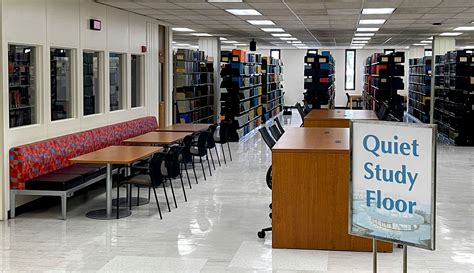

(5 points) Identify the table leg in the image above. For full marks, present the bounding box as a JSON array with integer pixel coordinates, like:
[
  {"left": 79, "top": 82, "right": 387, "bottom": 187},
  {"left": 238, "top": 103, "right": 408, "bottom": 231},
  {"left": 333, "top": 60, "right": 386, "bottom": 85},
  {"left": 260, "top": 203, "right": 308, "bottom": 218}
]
[
  {"left": 350, "top": 97, "right": 353, "bottom": 109},
  {"left": 106, "top": 163, "right": 112, "bottom": 216}
]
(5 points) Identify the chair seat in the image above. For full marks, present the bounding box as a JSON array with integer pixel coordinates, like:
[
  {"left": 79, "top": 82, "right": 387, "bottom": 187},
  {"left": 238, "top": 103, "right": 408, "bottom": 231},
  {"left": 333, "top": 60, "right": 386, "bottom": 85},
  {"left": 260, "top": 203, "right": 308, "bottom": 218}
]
[
  {"left": 26, "top": 173, "right": 84, "bottom": 191},
  {"left": 120, "top": 174, "right": 152, "bottom": 187},
  {"left": 190, "top": 146, "right": 205, "bottom": 156}
]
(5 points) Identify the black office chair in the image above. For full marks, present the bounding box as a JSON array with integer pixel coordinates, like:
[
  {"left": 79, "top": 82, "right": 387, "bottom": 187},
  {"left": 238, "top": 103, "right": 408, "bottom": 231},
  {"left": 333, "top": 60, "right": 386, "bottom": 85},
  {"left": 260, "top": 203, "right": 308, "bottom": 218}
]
[
  {"left": 269, "top": 124, "right": 282, "bottom": 141},
  {"left": 274, "top": 117, "right": 285, "bottom": 134},
  {"left": 162, "top": 145, "right": 188, "bottom": 207},
  {"left": 214, "top": 121, "right": 232, "bottom": 163},
  {"left": 181, "top": 135, "right": 198, "bottom": 185},
  {"left": 259, "top": 127, "right": 276, "bottom": 149},
  {"left": 190, "top": 131, "right": 212, "bottom": 180},
  {"left": 257, "top": 165, "right": 273, "bottom": 238},
  {"left": 295, "top": 103, "right": 306, "bottom": 127},
  {"left": 116, "top": 153, "right": 171, "bottom": 219},
  {"left": 346, "top": 92, "right": 363, "bottom": 109},
  {"left": 206, "top": 124, "right": 221, "bottom": 170}
]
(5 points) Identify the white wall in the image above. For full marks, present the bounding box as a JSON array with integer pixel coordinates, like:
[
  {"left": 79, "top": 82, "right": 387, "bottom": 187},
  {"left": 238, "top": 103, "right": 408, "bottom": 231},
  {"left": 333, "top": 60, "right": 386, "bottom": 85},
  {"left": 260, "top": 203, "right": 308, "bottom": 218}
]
[
  {"left": 257, "top": 48, "right": 409, "bottom": 108},
  {"left": 1, "top": 0, "right": 170, "bottom": 218}
]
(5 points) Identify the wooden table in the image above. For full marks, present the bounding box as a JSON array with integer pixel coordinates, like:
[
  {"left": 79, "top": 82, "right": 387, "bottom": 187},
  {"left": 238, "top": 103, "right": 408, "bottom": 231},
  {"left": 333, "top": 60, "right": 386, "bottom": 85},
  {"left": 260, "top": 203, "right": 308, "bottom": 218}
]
[
  {"left": 347, "top": 93, "right": 363, "bottom": 109},
  {"left": 70, "top": 145, "right": 161, "bottom": 220},
  {"left": 304, "top": 109, "right": 378, "bottom": 128},
  {"left": 123, "top": 132, "right": 191, "bottom": 146},
  {"left": 272, "top": 127, "right": 392, "bottom": 252},
  {"left": 155, "top": 123, "right": 212, "bottom": 133}
]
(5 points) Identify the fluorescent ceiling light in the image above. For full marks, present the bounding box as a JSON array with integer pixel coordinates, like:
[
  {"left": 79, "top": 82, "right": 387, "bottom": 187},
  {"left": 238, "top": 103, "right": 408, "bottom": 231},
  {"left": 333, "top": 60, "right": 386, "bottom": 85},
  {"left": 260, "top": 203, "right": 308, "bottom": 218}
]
[
  {"left": 357, "top": 27, "right": 380, "bottom": 32},
  {"left": 247, "top": 20, "right": 274, "bottom": 25},
  {"left": 428, "top": 36, "right": 434, "bottom": 39},
  {"left": 172, "top": 27, "right": 195, "bottom": 32},
  {"left": 280, "top": 37, "right": 297, "bottom": 40},
  {"left": 454, "top": 26, "right": 474, "bottom": 31},
  {"left": 359, "top": 19, "right": 386, "bottom": 25},
  {"left": 353, "top": 37, "right": 371, "bottom": 40},
  {"left": 272, "top": 33, "right": 291, "bottom": 37},
  {"left": 220, "top": 37, "right": 227, "bottom": 41},
  {"left": 190, "top": 45, "right": 199, "bottom": 49},
  {"left": 439, "top": 32, "right": 463, "bottom": 36},
  {"left": 351, "top": 46, "right": 364, "bottom": 49},
  {"left": 176, "top": 43, "right": 190, "bottom": 46},
  {"left": 413, "top": 43, "right": 428, "bottom": 46},
  {"left": 191, "top": 33, "right": 213, "bottom": 36},
  {"left": 355, "top": 33, "right": 375, "bottom": 37},
  {"left": 420, "top": 40, "right": 432, "bottom": 43},
  {"left": 362, "top": 8, "right": 396, "bottom": 15},
  {"left": 172, "top": 41, "right": 176, "bottom": 44},
  {"left": 261, "top": 28, "right": 285, "bottom": 32},
  {"left": 221, "top": 40, "right": 238, "bottom": 43},
  {"left": 226, "top": 9, "right": 262, "bottom": 16},
  {"left": 352, "top": 41, "right": 368, "bottom": 44}
]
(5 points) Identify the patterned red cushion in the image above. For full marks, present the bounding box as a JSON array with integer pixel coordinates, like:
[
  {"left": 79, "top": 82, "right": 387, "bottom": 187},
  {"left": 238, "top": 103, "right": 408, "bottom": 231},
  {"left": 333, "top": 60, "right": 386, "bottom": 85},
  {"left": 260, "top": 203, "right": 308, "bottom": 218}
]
[{"left": 9, "top": 116, "right": 157, "bottom": 190}]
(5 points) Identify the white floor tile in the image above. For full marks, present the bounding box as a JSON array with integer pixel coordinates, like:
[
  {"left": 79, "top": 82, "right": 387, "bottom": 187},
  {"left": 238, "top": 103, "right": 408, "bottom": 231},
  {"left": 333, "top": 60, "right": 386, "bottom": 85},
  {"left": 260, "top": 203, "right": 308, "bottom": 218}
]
[{"left": 98, "top": 256, "right": 207, "bottom": 273}]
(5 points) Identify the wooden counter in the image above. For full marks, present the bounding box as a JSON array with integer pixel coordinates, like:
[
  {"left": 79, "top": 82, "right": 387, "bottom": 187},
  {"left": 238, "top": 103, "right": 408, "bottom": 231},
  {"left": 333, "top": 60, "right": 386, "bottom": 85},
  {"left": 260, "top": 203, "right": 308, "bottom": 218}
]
[
  {"left": 272, "top": 127, "right": 392, "bottom": 252},
  {"left": 304, "top": 109, "right": 378, "bottom": 128}
]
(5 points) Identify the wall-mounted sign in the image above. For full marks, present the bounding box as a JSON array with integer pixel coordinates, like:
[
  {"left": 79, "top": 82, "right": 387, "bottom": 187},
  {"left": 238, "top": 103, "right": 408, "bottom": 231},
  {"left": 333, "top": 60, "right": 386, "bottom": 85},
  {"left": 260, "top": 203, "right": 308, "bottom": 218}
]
[
  {"left": 89, "top": 19, "right": 101, "bottom": 31},
  {"left": 350, "top": 121, "right": 436, "bottom": 251}
]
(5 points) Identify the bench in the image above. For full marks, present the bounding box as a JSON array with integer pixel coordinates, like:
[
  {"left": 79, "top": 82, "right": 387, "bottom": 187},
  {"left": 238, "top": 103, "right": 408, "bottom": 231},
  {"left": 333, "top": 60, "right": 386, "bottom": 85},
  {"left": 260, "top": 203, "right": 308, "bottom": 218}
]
[{"left": 9, "top": 116, "right": 158, "bottom": 220}]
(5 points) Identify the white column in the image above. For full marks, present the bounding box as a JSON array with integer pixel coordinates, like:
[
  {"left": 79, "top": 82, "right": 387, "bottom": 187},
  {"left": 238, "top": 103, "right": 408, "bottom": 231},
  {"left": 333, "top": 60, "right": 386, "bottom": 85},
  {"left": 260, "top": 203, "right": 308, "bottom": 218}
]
[
  {"left": 198, "top": 37, "right": 221, "bottom": 123},
  {"left": 430, "top": 37, "right": 455, "bottom": 124},
  {"left": 165, "top": 26, "right": 174, "bottom": 126},
  {"left": 0, "top": 0, "right": 5, "bottom": 220}
]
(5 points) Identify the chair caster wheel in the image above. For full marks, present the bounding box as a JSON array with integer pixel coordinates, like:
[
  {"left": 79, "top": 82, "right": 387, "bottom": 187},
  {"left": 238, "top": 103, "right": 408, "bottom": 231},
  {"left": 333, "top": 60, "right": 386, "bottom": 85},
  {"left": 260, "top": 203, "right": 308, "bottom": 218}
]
[{"left": 257, "top": 231, "right": 265, "bottom": 239}]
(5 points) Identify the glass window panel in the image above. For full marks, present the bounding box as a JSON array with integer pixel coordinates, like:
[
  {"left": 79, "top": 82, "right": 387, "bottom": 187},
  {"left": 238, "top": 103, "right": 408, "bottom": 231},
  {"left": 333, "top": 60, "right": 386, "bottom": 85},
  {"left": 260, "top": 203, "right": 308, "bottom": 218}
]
[
  {"left": 8, "top": 45, "right": 37, "bottom": 128},
  {"left": 51, "top": 48, "right": 73, "bottom": 121},
  {"left": 131, "top": 54, "right": 143, "bottom": 108},
  {"left": 270, "top": 49, "right": 281, "bottom": 60},
  {"left": 83, "top": 51, "right": 101, "bottom": 115},
  {"left": 345, "top": 49, "right": 356, "bottom": 90},
  {"left": 109, "top": 53, "right": 124, "bottom": 111}
]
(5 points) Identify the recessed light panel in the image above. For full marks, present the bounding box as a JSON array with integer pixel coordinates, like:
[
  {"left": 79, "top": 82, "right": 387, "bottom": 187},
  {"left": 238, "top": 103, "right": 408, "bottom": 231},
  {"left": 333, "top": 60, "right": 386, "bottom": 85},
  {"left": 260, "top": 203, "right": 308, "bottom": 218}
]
[
  {"left": 357, "top": 28, "right": 380, "bottom": 32},
  {"left": 355, "top": 33, "right": 375, "bottom": 36},
  {"left": 420, "top": 40, "right": 432, "bottom": 43},
  {"left": 191, "top": 33, "right": 213, "bottom": 36},
  {"left": 362, "top": 8, "right": 396, "bottom": 15},
  {"left": 413, "top": 44, "right": 428, "bottom": 46},
  {"left": 359, "top": 19, "right": 386, "bottom": 25},
  {"left": 353, "top": 37, "right": 371, "bottom": 40},
  {"left": 176, "top": 43, "right": 190, "bottom": 46},
  {"left": 220, "top": 37, "right": 227, "bottom": 41},
  {"left": 222, "top": 40, "right": 238, "bottom": 43},
  {"left": 172, "top": 28, "right": 195, "bottom": 32},
  {"left": 454, "top": 26, "right": 474, "bottom": 31},
  {"left": 352, "top": 41, "right": 368, "bottom": 44},
  {"left": 351, "top": 46, "right": 364, "bottom": 49},
  {"left": 261, "top": 28, "right": 285, "bottom": 32},
  {"left": 226, "top": 9, "right": 262, "bottom": 16},
  {"left": 247, "top": 20, "right": 274, "bottom": 25},
  {"left": 280, "top": 37, "right": 297, "bottom": 40},
  {"left": 272, "top": 33, "right": 291, "bottom": 37},
  {"left": 439, "top": 32, "right": 463, "bottom": 36}
]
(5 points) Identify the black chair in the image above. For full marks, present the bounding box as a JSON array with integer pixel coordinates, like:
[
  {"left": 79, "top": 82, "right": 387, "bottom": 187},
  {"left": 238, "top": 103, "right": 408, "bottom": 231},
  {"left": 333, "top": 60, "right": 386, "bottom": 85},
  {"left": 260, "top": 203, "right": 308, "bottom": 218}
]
[
  {"left": 206, "top": 125, "right": 221, "bottom": 170},
  {"left": 214, "top": 121, "right": 232, "bottom": 163},
  {"left": 162, "top": 145, "right": 188, "bottom": 207},
  {"left": 269, "top": 124, "right": 282, "bottom": 141},
  {"left": 116, "top": 153, "right": 171, "bottom": 219},
  {"left": 274, "top": 117, "right": 285, "bottom": 134},
  {"left": 181, "top": 135, "right": 198, "bottom": 185},
  {"left": 259, "top": 127, "right": 276, "bottom": 149},
  {"left": 190, "top": 131, "right": 212, "bottom": 180},
  {"left": 295, "top": 103, "right": 306, "bottom": 127},
  {"left": 257, "top": 165, "right": 273, "bottom": 238}
]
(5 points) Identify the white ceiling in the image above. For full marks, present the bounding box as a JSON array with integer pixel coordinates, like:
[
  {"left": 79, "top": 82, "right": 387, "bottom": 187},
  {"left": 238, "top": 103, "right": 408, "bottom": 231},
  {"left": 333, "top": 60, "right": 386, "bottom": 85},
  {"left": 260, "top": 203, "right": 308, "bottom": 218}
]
[{"left": 96, "top": 0, "right": 474, "bottom": 48}]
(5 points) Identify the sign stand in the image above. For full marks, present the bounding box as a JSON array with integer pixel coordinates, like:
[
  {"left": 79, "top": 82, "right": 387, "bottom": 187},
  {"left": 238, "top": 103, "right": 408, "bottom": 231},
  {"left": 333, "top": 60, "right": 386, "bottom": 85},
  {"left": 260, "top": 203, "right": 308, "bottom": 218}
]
[
  {"left": 373, "top": 239, "right": 377, "bottom": 273},
  {"left": 403, "top": 245, "right": 408, "bottom": 273}
]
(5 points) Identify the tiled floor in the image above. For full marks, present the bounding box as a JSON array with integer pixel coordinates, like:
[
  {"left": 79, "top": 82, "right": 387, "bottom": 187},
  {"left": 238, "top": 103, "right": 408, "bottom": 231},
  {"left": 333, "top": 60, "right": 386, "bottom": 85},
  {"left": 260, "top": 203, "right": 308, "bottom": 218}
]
[{"left": 1, "top": 112, "right": 473, "bottom": 272}]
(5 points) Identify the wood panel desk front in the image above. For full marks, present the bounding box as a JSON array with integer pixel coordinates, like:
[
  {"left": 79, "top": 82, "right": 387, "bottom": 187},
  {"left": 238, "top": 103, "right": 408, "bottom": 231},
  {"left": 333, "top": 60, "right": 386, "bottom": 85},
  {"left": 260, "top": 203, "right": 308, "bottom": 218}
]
[
  {"left": 304, "top": 109, "right": 378, "bottom": 128},
  {"left": 272, "top": 127, "right": 392, "bottom": 252}
]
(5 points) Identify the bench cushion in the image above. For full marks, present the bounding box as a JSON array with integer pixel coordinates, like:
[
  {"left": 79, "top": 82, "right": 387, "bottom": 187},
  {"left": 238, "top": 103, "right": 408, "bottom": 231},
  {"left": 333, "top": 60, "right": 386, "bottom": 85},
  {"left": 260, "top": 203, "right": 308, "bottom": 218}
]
[
  {"left": 54, "top": 165, "right": 106, "bottom": 181},
  {"left": 26, "top": 173, "right": 84, "bottom": 191},
  {"left": 10, "top": 116, "right": 158, "bottom": 190}
]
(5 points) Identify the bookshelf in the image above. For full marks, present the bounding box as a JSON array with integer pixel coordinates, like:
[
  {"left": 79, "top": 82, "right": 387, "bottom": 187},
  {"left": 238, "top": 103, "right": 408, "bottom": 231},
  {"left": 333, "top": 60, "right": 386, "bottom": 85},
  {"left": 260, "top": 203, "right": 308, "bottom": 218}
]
[
  {"left": 303, "top": 50, "right": 335, "bottom": 109},
  {"left": 262, "top": 56, "right": 284, "bottom": 122},
  {"left": 363, "top": 52, "right": 405, "bottom": 121},
  {"left": 220, "top": 49, "right": 263, "bottom": 141},
  {"left": 433, "top": 50, "right": 474, "bottom": 146},
  {"left": 8, "top": 45, "right": 37, "bottom": 128},
  {"left": 408, "top": 56, "right": 432, "bottom": 123},
  {"left": 173, "top": 49, "right": 215, "bottom": 124}
]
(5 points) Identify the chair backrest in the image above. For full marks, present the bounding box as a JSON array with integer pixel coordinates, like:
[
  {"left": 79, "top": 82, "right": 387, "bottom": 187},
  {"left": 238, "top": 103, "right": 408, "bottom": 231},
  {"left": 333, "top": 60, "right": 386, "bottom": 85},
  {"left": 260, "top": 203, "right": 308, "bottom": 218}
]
[
  {"left": 259, "top": 127, "right": 276, "bottom": 149},
  {"left": 218, "top": 121, "right": 231, "bottom": 144},
  {"left": 207, "top": 125, "right": 217, "bottom": 148},
  {"left": 164, "top": 145, "right": 183, "bottom": 178},
  {"left": 274, "top": 118, "right": 285, "bottom": 134},
  {"left": 295, "top": 102, "right": 306, "bottom": 120},
  {"left": 269, "top": 125, "right": 282, "bottom": 141},
  {"left": 195, "top": 131, "right": 210, "bottom": 155},
  {"left": 149, "top": 153, "right": 165, "bottom": 187}
]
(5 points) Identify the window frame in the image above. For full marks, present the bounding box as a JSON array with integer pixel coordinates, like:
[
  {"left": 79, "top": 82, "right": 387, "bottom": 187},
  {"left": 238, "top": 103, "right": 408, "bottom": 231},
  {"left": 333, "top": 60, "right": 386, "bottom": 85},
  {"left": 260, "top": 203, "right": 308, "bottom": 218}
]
[
  {"left": 131, "top": 54, "right": 145, "bottom": 108},
  {"left": 109, "top": 52, "right": 127, "bottom": 112},
  {"left": 49, "top": 46, "right": 76, "bottom": 122},
  {"left": 83, "top": 50, "right": 104, "bottom": 116},
  {"left": 270, "top": 49, "right": 281, "bottom": 60},
  {"left": 344, "top": 49, "right": 356, "bottom": 91}
]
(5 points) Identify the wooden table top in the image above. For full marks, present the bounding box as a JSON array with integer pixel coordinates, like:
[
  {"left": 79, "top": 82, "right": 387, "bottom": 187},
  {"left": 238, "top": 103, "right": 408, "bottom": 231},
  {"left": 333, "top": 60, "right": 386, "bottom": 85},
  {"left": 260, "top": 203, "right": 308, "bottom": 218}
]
[
  {"left": 123, "top": 132, "right": 191, "bottom": 145},
  {"left": 70, "top": 145, "right": 162, "bottom": 165},
  {"left": 304, "top": 109, "right": 378, "bottom": 121},
  {"left": 347, "top": 93, "right": 363, "bottom": 98},
  {"left": 272, "top": 127, "right": 350, "bottom": 153},
  {"left": 155, "top": 123, "right": 212, "bottom": 132}
]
